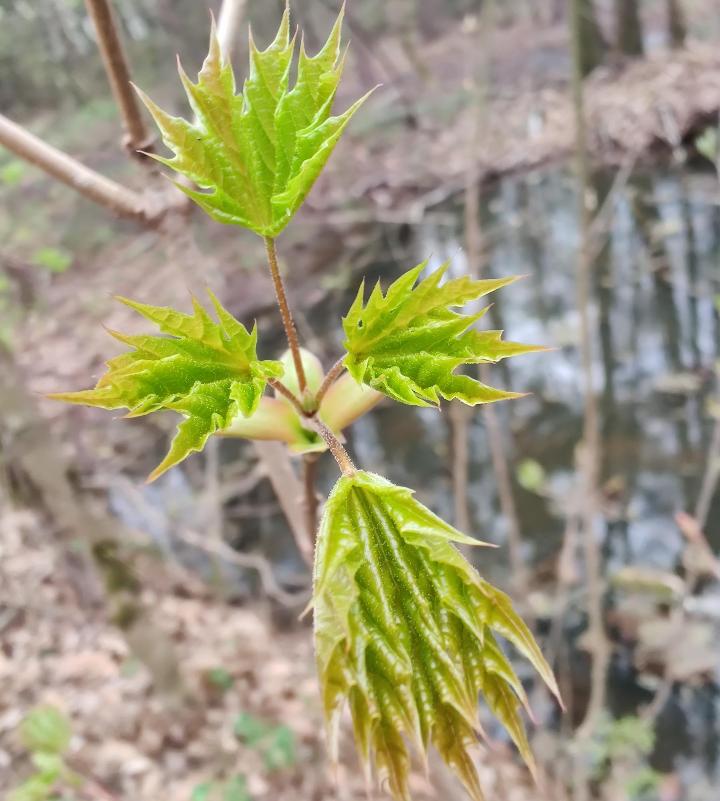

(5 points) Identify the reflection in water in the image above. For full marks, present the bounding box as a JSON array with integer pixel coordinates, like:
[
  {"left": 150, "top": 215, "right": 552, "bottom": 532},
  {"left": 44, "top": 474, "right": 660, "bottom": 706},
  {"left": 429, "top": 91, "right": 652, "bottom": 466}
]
[{"left": 304, "top": 164, "right": 720, "bottom": 791}]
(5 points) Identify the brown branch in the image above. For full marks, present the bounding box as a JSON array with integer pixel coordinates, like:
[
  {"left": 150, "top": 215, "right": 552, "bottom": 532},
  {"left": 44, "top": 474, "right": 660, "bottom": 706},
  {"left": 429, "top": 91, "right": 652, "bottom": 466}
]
[
  {"left": 569, "top": 0, "right": 609, "bottom": 741},
  {"left": 315, "top": 357, "right": 346, "bottom": 408},
  {"left": 252, "top": 441, "right": 314, "bottom": 567},
  {"left": 0, "top": 113, "right": 153, "bottom": 221},
  {"left": 264, "top": 236, "right": 307, "bottom": 394},
  {"left": 268, "top": 377, "right": 305, "bottom": 416},
  {"left": 302, "top": 454, "right": 320, "bottom": 550},
  {"left": 304, "top": 416, "right": 356, "bottom": 476},
  {"left": 84, "top": 0, "right": 152, "bottom": 153}
]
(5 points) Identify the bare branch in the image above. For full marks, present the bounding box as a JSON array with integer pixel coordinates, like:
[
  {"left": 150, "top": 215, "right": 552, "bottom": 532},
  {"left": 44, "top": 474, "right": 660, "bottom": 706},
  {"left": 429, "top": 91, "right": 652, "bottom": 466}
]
[
  {"left": 217, "top": 0, "right": 248, "bottom": 60},
  {"left": 84, "top": 0, "right": 152, "bottom": 153},
  {"left": 252, "top": 441, "right": 314, "bottom": 566},
  {"left": 0, "top": 113, "right": 149, "bottom": 221}
]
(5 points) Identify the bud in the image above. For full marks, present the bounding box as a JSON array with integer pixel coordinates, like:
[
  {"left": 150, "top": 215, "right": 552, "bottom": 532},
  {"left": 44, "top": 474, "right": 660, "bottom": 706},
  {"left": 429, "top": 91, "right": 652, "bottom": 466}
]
[{"left": 313, "top": 471, "right": 561, "bottom": 801}]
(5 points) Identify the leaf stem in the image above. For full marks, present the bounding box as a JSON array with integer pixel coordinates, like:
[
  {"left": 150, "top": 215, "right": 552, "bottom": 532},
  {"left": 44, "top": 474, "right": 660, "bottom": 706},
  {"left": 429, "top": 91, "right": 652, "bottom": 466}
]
[
  {"left": 314, "top": 356, "right": 346, "bottom": 408},
  {"left": 268, "top": 377, "right": 305, "bottom": 415},
  {"left": 264, "top": 236, "right": 307, "bottom": 394},
  {"left": 304, "top": 416, "right": 356, "bottom": 476}
]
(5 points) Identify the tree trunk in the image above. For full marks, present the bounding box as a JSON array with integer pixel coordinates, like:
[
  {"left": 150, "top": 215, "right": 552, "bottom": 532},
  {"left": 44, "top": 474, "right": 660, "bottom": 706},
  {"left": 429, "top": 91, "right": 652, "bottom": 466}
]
[
  {"left": 578, "top": 0, "right": 606, "bottom": 76},
  {"left": 614, "top": 0, "right": 644, "bottom": 56},
  {"left": 667, "top": 0, "right": 687, "bottom": 49}
]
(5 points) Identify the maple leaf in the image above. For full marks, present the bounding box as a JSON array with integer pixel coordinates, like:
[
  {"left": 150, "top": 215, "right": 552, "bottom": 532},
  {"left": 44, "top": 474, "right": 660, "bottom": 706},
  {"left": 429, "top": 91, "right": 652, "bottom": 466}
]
[
  {"left": 134, "top": 6, "right": 372, "bottom": 237},
  {"left": 342, "top": 261, "right": 543, "bottom": 407},
  {"left": 314, "top": 470, "right": 561, "bottom": 801},
  {"left": 50, "top": 293, "right": 282, "bottom": 481}
]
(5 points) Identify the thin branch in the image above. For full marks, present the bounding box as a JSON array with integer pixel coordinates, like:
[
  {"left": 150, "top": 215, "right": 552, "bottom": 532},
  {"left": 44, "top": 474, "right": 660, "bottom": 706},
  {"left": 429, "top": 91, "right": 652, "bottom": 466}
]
[
  {"left": 0, "top": 113, "right": 150, "bottom": 221},
  {"left": 84, "top": 0, "right": 152, "bottom": 152},
  {"left": 569, "top": 0, "right": 609, "bottom": 740},
  {"left": 302, "top": 454, "right": 320, "bottom": 549},
  {"left": 252, "top": 441, "right": 314, "bottom": 567},
  {"left": 304, "top": 416, "right": 356, "bottom": 476},
  {"left": 268, "top": 377, "right": 305, "bottom": 416},
  {"left": 217, "top": 0, "right": 248, "bottom": 60},
  {"left": 481, "top": 378, "right": 529, "bottom": 594},
  {"left": 264, "top": 236, "right": 307, "bottom": 394},
  {"left": 315, "top": 356, "right": 346, "bottom": 407}
]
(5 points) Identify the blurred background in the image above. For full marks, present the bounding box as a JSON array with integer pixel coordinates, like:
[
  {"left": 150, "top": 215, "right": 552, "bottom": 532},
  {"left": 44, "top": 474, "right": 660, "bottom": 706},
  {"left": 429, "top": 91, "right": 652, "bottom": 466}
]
[{"left": 1, "top": 1, "right": 720, "bottom": 800}]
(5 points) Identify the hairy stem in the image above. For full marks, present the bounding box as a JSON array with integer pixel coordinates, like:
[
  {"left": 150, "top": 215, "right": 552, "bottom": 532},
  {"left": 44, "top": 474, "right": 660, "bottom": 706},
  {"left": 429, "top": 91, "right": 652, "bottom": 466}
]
[
  {"left": 315, "top": 356, "right": 346, "bottom": 407},
  {"left": 304, "top": 416, "right": 356, "bottom": 476},
  {"left": 264, "top": 236, "right": 307, "bottom": 394},
  {"left": 268, "top": 377, "right": 305, "bottom": 415}
]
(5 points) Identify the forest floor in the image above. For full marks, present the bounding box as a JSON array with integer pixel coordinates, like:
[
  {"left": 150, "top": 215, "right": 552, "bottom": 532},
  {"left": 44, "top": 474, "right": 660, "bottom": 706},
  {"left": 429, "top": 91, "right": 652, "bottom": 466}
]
[{"left": 0, "top": 504, "right": 536, "bottom": 801}]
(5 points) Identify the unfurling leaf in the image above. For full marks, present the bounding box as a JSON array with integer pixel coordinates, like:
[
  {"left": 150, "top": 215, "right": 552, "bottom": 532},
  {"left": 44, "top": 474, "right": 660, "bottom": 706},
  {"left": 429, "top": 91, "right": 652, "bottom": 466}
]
[
  {"left": 135, "top": 6, "right": 372, "bottom": 237},
  {"left": 314, "top": 471, "right": 561, "bottom": 801},
  {"left": 343, "top": 261, "right": 543, "bottom": 407},
  {"left": 50, "top": 292, "right": 282, "bottom": 481}
]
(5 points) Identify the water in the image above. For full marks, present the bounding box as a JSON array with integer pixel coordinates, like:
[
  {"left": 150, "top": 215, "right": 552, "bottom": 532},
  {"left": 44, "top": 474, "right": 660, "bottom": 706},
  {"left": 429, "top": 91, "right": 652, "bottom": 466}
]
[{"left": 298, "top": 163, "right": 720, "bottom": 793}]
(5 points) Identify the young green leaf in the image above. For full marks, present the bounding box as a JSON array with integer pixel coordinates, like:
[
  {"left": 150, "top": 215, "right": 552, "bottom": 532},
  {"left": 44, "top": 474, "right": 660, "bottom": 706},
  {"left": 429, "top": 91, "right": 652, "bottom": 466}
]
[
  {"left": 50, "top": 292, "right": 282, "bottom": 481},
  {"left": 314, "top": 470, "right": 561, "bottom": 801},
  {"left": 135, "top": 6, "right": 372, "bottom": 237},
  {"left": 342, "top": 261, "right": 543, "bottom": 407}
]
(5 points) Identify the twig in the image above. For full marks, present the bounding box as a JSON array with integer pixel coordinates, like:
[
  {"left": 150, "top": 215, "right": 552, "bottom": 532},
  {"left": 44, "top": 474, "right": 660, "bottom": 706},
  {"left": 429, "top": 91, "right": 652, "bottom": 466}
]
[
  {"left": 315, "top": 356, "right": 346, "bottom": 408},
  {"left": 481, "top": 380, "right": 529, "bottom": 594},
  {"left": 449, "top": 402, "right": 471, "bottom": 533},
  {"left": 268, "top": 377, "right": 305, "bottom": 415},
  {"left": 252, "top": 441, "right": 313, "bottom": 566},
  {"left": 110, "top": 474, "right": 309, "bottom": 604},
  {"left": 217, "top": 0, "right": 248, "bottom": 60},
  {"left": 0, "top": 113, "right": 149, "bottom": 221},
  {"left": 302, "top": 454, "right": 320, "bottom": 549},
  {"left": 264, "top": 237, "right": 307, "bottom": 394},
  {"left": 569, "top": 0, "right": 609, "bottom": 741},
  {"left": 695, "top": 418, "right": 720, "bottom": 530},
  {"left": 84, "top": 0, "right": 152, "bottom": 152},
  {"left": 304, "top": 416, "right": 356, "bottom": 476}
]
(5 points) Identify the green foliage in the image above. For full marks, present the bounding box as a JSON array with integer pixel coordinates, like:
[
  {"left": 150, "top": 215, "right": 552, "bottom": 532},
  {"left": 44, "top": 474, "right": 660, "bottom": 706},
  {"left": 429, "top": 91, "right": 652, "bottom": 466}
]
[
  {"left": 314, "top": 470, "right": 561, "bottom": 801},
  {"left": 32, "top": 247, "right": 72, "bottom": 273},
  {"left": 206, "top": 667, "right": 235, "bottom": 692},
  {"left": 343, "top": 261, "right": 541, "bottom": 407},
  {"left": 191, "top": 776, "right": 251, "bottom": 801},
  {"left": 0, "top": 159, "right": 27, "bottom": 186},
  {"left": 588, "top": 715, "right": 660, "bottom": 800},
  {"left": 135, "top": 7, "right": 371, "bottom": 237},
  {"left": 695, "top": 127, "right": 718, "bottom": 164},
  {"left": 9, "top": 707, "right": 79, "bottom": 801},
  {"left": 50, "top": 292, "right": 283, "bottom": 481},
  {"left": 516, "top": 458, "right": 546, "bottom": 493},
  {"left": 20, "top": 707, "right": 72, "bottom": 755},
  {"left": 233, "top": 713, "right": 296, "bottom": 772}
]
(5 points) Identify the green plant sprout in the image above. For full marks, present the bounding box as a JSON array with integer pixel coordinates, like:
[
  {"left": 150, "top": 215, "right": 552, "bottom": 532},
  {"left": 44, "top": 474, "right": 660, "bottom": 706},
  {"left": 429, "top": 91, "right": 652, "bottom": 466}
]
[
  {"left": 52, "top": 6, "right": 561, "bottom": 800},
  {"left": 8, "top": 706, "right": 81, "bottom": 801}
]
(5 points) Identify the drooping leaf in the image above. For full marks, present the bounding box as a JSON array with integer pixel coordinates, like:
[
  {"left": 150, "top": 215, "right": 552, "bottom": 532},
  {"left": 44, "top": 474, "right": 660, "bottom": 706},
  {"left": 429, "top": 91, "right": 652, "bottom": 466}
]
[
  {"left": 50, "top": 292, "right": 282, "bottom": 481},
  {"left": 342, "top": 261, "right": 544, "bottom": 407},
  {"left": 313, "top": 470, "right": 561, "bottom": 801},
  {"left": 135, "top": 6, "right": 372, "bottom": 237}
]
